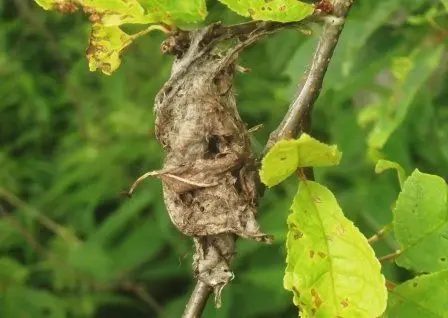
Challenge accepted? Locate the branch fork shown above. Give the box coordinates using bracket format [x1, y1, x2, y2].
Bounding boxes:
[131, 1, 355, 316]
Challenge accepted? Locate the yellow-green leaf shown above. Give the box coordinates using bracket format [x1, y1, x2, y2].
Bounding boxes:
[218, 0, 314, 22]
[375, 159, 406, 188]
[260, 134, 342, 187]
[296, 134, 342, 168]
[86, 24, 133, 75]
[391, 57, 413, 83]
[35, 0, 207, 24]
[140, 1, 208, 24]
[0, 257, 29, 286]
[361, 46, 443, 149]
[358, 103, 380, 127]
[34, 0, 208, 74]
[260, 139, 300, 187]
[285, 181, 387, 317]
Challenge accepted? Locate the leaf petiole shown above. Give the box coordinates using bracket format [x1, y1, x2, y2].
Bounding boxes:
[367, 223, 393, 245]
[378, 250, 402, 264]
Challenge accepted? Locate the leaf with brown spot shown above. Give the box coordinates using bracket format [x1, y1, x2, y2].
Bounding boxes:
[311, 288, 322, 308]
[86, 24, 133, 75]
[341, 298, 349, 308]
[34, 0, 208, 74]
[318, 252, 326, 259]
[219, 0, 314, 22]
[284, 181, 387, 317]
[309, 250, 315, 259]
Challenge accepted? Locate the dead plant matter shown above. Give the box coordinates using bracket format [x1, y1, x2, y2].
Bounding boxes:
[132, 25, 273, 304]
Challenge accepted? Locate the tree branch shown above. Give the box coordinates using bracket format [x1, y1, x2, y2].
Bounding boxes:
[367, 223, 393, 244]
[182, 281, 212, 318]
[162, 15, 322, 57]
[209, 16, 318, 41]
[180, 2, 355, 316]
[120, 281, 165, 316]
[265, 0, 354, 153]
[378, 250, 402, 264]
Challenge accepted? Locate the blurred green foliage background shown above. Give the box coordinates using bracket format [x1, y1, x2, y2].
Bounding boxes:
[0, 0, 447, 317]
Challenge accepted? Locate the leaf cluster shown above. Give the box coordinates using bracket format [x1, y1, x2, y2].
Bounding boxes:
[0, 0, 447, 317]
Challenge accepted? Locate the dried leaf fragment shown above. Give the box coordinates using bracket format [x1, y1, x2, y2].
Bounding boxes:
[86, 24, 132, 75]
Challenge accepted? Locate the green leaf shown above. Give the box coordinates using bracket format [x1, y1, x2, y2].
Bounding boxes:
[109, 218, 164, 273]
[284, 181, 387, 317]
[68, 243, 114, 282]
[218, 0, 314, 22]
[90, 192, 154, 245]
[0, 257, 29, 287]
[391, 57, 413, 83]
[34, 0, 207, 24]
[0, 219, 23, 251]
[1, 286, 66, 318]
[34, 0, 207, 73]
[358, 103, 381, 127]
[408, 7, 445, 25]
[361, 45, 444, 149]
[375, 159, 406, 188]
[385, 270, 448, 317]
[260, 134, 342, 187]
[443, 0, 448, 10]
[241, 267, 284, 291]
[393, 169, 448, 273]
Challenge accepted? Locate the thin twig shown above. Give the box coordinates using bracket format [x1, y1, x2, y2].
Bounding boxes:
[265, 0, 355, 153]
[130, 25, 171, 40]
[367, 223, 393, 244]
[182, 281, 212, 318]
[120, 281, 166, 317]
[0, 188, 79, 244]
[360, 210, 399, 251]
[162, 15, 322, 59]
[248, 123, 264, 134]
[209, 16, 319, 42]
[378, 250, 402, 263]
[385, 280, 397, 292]
[0, 205, 45, 255]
